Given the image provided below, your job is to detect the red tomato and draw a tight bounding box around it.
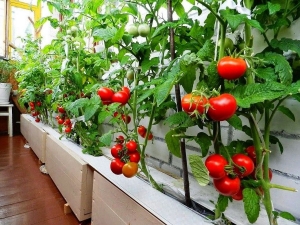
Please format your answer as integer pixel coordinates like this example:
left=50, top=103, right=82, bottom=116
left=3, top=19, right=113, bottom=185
left=55, top=115, right=61, bottom=120
left=126, top=140, right=137, bottom=152
left=122, top=162, right=138, bottom=178
left=64, top=118, right=71, bottom=125
left=129, top=151, right=140, bottom=163
left=116, top=135, right=125, bottom=144
left=65, top=126, right=72, bottom=133
left=205, top=154, right=228, bottom=179
left=29, top=102, right=35, bottom=107
left=36, top=101, right=42, bottom=107
left=30, top=106, right=35, bottom=111
left=110, top=158, right=125, bottom=175
left=31, top=111, right=38, bottom=117
left=58, top=106, right=66, bottom=113
left=245, top=145, right=256, bottom=163
left=35, top=117, right=40, bottom=123
left=121, top=86, right=131, bottom=97
left=121, top=114, right=131, bottom=124
left=58, top=118, right=64, bottom=125
left=147, top=132, right=153, bottom=140
left=111, top=144, right=123, bottom=158
left=213, top=175, right=241, bottom=196
left=232, top=188, right=243, bottom=201
left=232, top=153, right=255, bottom=178
left=97, top=87, right=114, bottom=104
left=268, top=168, right=273, bottom=181
left=181, top=94, right=208, bottom=115
left=138, top=125, right=147, bottom=137
left=112, top=91, right=129, bottom=105
left=207, top=93, right=237, bottom=121
left=217, top=56, right=247, bottom=80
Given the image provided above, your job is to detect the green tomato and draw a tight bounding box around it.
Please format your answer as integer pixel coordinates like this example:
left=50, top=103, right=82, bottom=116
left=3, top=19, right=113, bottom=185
left=70, top=26, right=78, bottom=37
left=126, top=24, right=139, bottom=37
left=126, top=70, right=134, bottom=81
left=138, top=24, right=150, bottom=37
left=218, top=37, right=234, bottom=52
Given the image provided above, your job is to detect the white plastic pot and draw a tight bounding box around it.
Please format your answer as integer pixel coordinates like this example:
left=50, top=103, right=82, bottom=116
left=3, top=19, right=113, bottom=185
left=0, top=83, right=12, bottom=104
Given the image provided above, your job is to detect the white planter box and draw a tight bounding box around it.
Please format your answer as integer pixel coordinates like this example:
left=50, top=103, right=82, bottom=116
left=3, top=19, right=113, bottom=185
left=20, top=114, right=47, bottom=163
left=45, top=134, right=93, bottom=221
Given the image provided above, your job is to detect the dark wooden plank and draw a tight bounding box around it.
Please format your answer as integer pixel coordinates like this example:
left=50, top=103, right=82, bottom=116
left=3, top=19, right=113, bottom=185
left=0, top=134, right=91, bottom=225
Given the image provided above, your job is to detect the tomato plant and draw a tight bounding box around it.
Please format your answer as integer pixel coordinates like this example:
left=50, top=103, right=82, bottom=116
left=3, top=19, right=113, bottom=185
left=217, top=56, right=247, bottom=80
left=207, top=94, right=237, bottom=121
left=205, top=154, right=228, bottom=180
left=122, top=162, right=138, bottom=178
left=213, top=176, right=241, bottom=197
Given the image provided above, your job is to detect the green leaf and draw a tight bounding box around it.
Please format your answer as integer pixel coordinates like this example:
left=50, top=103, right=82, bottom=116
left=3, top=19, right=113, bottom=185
left=173, top=1, right=185, bottom=17
left=99, top=130, right=113, bottom=146
left=206, top=61, right=221, bottom=89
left=165, top=129, right=181, bottom=158
left=155, top=62, right=180, bottom=107
left=227, top=114, right=243, bottom=130
left=233, top=82, right=287, bottom=108
left=84, top=104, right=99, bottom=121
left=278, top=105, right=295, bottom=121
left=269, top=135, right=284, bottom=154
left=164, top=112, right=194, bottom=128
left=268, top=2, right=281, bottom=14
left=196, top=40, right=215, bottom=61
left=245, top=18, right=264, bottom=32
left=278, top=211, right=296, bottom=221
left=98, top=110, right=111, bottom=124
left=255, top=67, right=276, bottom=81
left=141, top=57, right=159, bottom=73
left=221, top=12, right=247, bottom=31
left=270, top=38, right=300, bottom=56
left=188, top=155, right=209, bottom=186
left=93, top=27, right=117, bottom=41
left=194, top=132, right=212, bottom=157
left=243, top=188, right=260, bottom=223
left=259, top=52, right=293, bottom=85
left=217, top=195, right=229, bottom=213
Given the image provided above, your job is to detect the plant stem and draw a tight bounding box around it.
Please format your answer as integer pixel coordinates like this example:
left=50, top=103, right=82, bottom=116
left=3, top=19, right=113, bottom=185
left=167, top=0, right=192, bottom=208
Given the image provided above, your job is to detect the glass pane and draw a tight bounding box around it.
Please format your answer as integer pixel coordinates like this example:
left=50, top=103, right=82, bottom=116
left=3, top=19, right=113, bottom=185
left=0, top=0, right=6, bottom=57
left=11, top=6, right=35, bottom=58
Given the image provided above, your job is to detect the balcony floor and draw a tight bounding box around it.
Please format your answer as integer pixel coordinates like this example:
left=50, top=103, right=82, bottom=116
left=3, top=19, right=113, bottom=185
left=0, top=134, right=91, bottom=225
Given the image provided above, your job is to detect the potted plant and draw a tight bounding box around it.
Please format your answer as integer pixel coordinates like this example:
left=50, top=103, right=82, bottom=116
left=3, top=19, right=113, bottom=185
left=0, top=59, right=15, bottom=104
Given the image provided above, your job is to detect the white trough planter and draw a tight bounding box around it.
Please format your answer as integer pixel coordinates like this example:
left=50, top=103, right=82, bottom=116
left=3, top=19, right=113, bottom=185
left=20, top=114, right=47, bottom=163
left=45, top=134, right=93, bottom=221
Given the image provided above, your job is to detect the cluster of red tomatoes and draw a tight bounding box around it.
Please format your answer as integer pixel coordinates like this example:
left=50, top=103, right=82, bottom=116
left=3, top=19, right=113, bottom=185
left=55, top=106, right=72, bottom=133
left=97, top=86, right=130, bottom=106
left=29, top=101, right=42, bottom=123
left=110, top=137, right=140, bottom=178
left=181, top=56, right=247, bottom=121
left=181, top=93, right=237, bottom=121
left=205, top=151, right=254, bottom=200
left=205, top=146, right=272, bottom=200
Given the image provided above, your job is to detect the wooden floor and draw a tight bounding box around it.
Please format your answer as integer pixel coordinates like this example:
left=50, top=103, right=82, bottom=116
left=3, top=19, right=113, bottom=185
left=0, top=134, right=91, bottom=225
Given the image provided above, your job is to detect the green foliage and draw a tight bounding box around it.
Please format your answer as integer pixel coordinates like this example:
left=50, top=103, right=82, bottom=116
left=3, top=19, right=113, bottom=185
left=188, top=155, right=209, bottom=186
left=243, top=188, right=260, bottom=223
